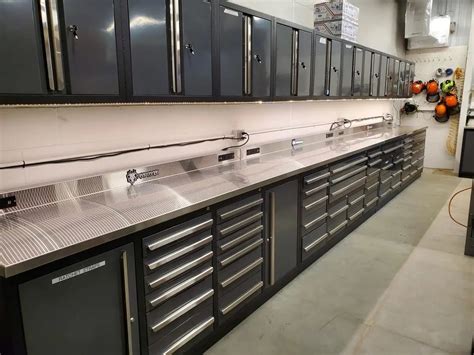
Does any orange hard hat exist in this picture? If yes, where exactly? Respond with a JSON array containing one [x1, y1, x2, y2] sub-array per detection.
[[426, 80, 439, 95], [445, 94, 458, 108], [411, 81, 424, 95], [435, 102, 447, 117]]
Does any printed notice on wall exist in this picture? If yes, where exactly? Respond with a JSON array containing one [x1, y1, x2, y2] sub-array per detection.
[[52, 261, 106, 285]]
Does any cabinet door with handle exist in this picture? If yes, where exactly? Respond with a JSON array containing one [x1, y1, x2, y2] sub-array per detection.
[[397, 61, 405, 97], [266, 180, 298, 285], [313, 34, 328, 96], [341, 43, 354, 96], [297, 30, 312, 97], [19, 243, 140, 355], [328, 39, 341, 97], [370, 53, 380, 96], [251, 16, 272, 98], [0, 0, 46, 94], [378, 55, 388, 97], [63, 0, 119, 95], [361, 50, 372, 96], [275, 24, 293, 97], [352, 47, 363, 96]]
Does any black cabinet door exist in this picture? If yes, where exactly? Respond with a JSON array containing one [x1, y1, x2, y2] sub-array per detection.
[[129, 0, 169, 96], [0, 0, 45, 94], [378, 56, 388, 97], [219, 7, 243, 96], [63, 0, 119, 95], [275, 24, 293, 97], [267, 180, 298, 285], [352, 47, 363, 96], [370, 53, 380, 96], [297, 30, 312, 97], [313, 34, 328, 96], [20, 243, 139, 355], [341, 43, 354, 96], [252, 16, 272, 97], [181, 0, 212, 96], [361, 50, 372, 96], [328, 39, 341, 97]]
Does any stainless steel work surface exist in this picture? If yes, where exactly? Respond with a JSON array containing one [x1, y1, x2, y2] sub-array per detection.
[[0, 125, 426, 277]]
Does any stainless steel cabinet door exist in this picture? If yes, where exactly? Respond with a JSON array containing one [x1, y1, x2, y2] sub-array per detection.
[[352, 47, 363, 96], [182, 0, 212, 96], [328, 39, 341, 97], [252, 16, 272, 97], [370, 53, 380, 96], [219, 7, 243, 96], [0, 0, 45, 94], [341, 43, 354, 96], [361, 50, 372, 96], [63, 0, 119, 95], [392, 59, 400, 96], [275, 24, 293, 97], [378, 56, 388, 97], [397, 61, 405, 96], [129, 0, 169, 96], [20, 243, 139, 355], [313, 35, 328, 96], [297, 30, 312, 97], [403, 63, 412, 97], [267, 180, 298, 285]]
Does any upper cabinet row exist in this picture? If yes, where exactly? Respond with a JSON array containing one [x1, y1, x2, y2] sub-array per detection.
[[0, 0, 414, 104]]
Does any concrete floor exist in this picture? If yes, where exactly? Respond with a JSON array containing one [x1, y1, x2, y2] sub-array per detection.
[[206, 170, 474, 355]]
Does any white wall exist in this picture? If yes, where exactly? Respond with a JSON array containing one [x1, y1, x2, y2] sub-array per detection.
[[0, 0, 406, 193]]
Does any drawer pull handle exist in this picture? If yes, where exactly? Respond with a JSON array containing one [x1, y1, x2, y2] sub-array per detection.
[[332, 157, 368, 174], [402, 175, 410, 182], [381, 176, 392, 184], [392, 170, 402, 177], [368, 168, 381, 177], [404, 143, 413, 149], [380, 190, 391, 199], [220, 239, 263, 267], [368, 159, 382, 167], [393, 158, 404, 165], [218, 198, 263, 221], [391, 182, 402, 190], [349, 208, 365, 221], [151, 289, 214, 333], [329, 205, 349, 219], [220, 225, 264, 252], [221, 258, 263, 288], [331, 176, 366, 198], [366, 197, 379, 207], [304, 233, 328, 252], [147, 235, 213, 271], [403, 157, 411, 162], [148, 251, 213, 289], [162, 317, 215, 355], [221, 281, 263, 315], [304, 195, 328, 211], [305, 172, 330, 185], [381, 163, 394, 171], [331, 166, 367, 185], [368, 151, 382, 159], [147, 219, 213, 251], [149, 267, 213, 308], [349, 194, 365, 206], [366, 181, 379, 191], [402, 164, 412, 171], [403, 150, 412, 156], [305, 182, 329, 197], [329, 220, 348, 236], [304, 212, 328, 230], [383, 143, 403, 154], [219, 212, 264, 237]]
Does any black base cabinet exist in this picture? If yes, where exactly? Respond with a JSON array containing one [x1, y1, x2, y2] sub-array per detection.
[[0, 132, 426, 355]]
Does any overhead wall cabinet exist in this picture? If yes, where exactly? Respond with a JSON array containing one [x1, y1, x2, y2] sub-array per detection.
[[0, 0, 414, 105]]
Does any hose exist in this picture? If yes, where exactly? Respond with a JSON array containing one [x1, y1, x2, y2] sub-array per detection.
[[448, 187, 472, 228]]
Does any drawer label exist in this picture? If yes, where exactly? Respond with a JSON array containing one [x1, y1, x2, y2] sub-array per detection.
[[52, 261, 106, 285]]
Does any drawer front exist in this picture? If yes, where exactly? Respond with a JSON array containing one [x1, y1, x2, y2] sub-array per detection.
[[347, 186, 365, 205], [382, 140, 404, 155], [218, 244, 263, 286], [218, 221, 263, 254], [365, 187, 379, 205], [330, 171, 366, 202], [365, 195, 379, 211], [330, 154, 367, 175], [328, 215, 348, 237], [367, 147, 383, 160], [365, 180, 379, 194], [302, 222, 328, 260], [217, 194, 264, 223], [303, 168, 330, 189], [379, 178, 392, 195], [218, 209, 264, 238], [348, 198, 365, 222], [302, 207, 328, 234]]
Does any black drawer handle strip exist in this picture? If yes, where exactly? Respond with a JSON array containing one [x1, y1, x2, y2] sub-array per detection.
[[219, 212, 263, 237], [304, 195, 328, 211], [149, 267, 213, 308], [305, 172, 330, 185], [304, 212, 328, 230], [220, 239, 263, 267], [162, 317, 215, 355], [151, 289, 214, 333], [331, 157, 368, 174], [329, 220, 348, 236], [147, 235, 213, 271], [218, 198, 263, 221], [148, 251, 213, 289], [220, 225, 263, 252], [331, 176, 366, 198], [220, 257, 263, 288], [147, 218, 213, 251], [304, 233, 328, 252], [221, 281, 263, 315], [305, 182, 329, 197], [329, 204, 349, 219], [331, 165, 367, 185]]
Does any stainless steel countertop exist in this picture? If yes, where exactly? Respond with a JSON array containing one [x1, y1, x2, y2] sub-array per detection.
[[0, 125, 426, 278]]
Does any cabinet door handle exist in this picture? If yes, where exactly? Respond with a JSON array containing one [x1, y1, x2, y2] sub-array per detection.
[[170, 0, 182, 94], [244, 15, 252, 95], [269, 191, 276, 286], [301, 62, 307, 69], [68, 24, 79, 40], [185, 43, 195, 55], [121, 251, 134, 355], [254, 54, 262, 64], [47, 0, 65, 91], [39, 0, 55, 90]]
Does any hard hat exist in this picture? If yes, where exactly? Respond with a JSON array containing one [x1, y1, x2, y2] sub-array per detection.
[[445, 94, 458, 108], [441, 80, 455, 93], [426, 79, 439, 95], [434, 102, 449, 123], [411, 81, 424, 95]]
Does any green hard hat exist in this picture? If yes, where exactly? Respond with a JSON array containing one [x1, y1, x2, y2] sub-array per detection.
[[441, 80, 455, 93]]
